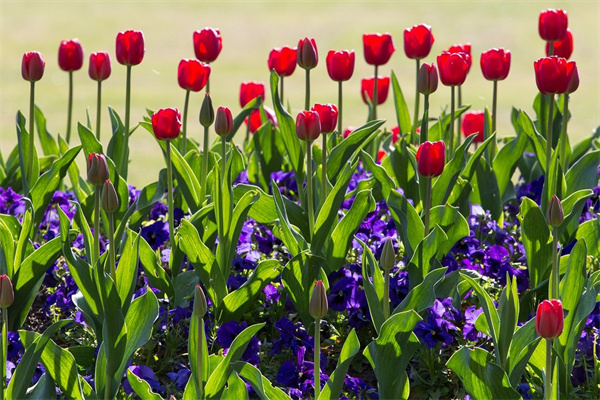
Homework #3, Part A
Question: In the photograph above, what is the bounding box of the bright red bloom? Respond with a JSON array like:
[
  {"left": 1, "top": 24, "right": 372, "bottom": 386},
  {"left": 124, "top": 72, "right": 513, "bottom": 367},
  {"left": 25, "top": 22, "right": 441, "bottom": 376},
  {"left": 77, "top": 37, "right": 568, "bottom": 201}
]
[
  {"left": 326, "top": 50, "right": 355, "bottom": 82},
  {"left": 268, "top": 46, "right": 297, "bottom": 77},
  {"left": 58, "top": 39, "right": 84, "bottom": 72},
  {"left": 535, "top": 299, "right": 564, "bottom": 339},
  {"left": 539, "top": 9, "right": 568, "bottom": 42},
  {"left": 22, "top": 51, "right": 45, "bottom": 82},
  {"left": 361, "top": 76, "right": 390, "bottom": 105},
  {"left": 377, "top": 150, "right": 387, "bottom": 163},
  {"left": 343, "top": 127, "right": 356, "bottom": 139},
  {"left": 566, "top": 62, "right": 579, "bottom": 94},
  {"left": 534, "top": 56, "right": 572, "bottom": 94},
  {"left": 246, "top": 107, "right": 277, "bottom": 133},
  {"left": 417, "top": 63, "right": 438, "bottom": 95},
  {"left": 296, "top": 110, "right": 321, "bottom": 141},
  {"left": 447, "top": 44, "right": 472, "bottom": 72},
  {"left": 214, "top": 106, "right": 233, "bottom": 137},
  {"left": 152, "top": 108, "right": 182, "bottom": 140},
  {"left": 193, "top": 28, "right": 222, "bottom": 63},
  {"left": 240, "top": 81, "right": 265, "bottom": 107},
  {"left": 546, "top": 29, "right": 573, "bottom": 59},
  {"left": 436, "top": 52, "right": 469, "bottom": 86},
  {"left": 416, "top": 140, "right": 445, "bottom": 177},
  {"left": 461, "top": 111, "right": 485, "bottom": 143},
  {"left": 480, "top": 48, "right": 511, "bottom": 81},
  {"left": 297, "top": 38, "right": 318, "bottom": 70},
  {"left": 391, "top": 126, "right": 400, "bottom": 144},
  {"left": 363, "top": 33, "right": 395, "bottom": 66},
  {"left": 311, "top": 103, "right": 338, "bottom": 134},
  {"left": 403, "top": 25, "right": 434, "bottom": 60},
  {"left": 88, "top": 52, "right": 111, "bottom": 81},
  {"left": 177, "top": 59, "right": 210, "bottom": 92},
  {"left": 116, "top": 30, "right": 145, "bottom": 66}
]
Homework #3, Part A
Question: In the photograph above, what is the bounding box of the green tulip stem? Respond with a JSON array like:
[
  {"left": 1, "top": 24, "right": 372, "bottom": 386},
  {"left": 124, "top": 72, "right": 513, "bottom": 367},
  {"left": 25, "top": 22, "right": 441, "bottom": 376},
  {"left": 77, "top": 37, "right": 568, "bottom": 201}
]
[
  {"left": 424, "top": 176, "right": 432, "bottom": 236},
  {"left": 551, "top": 227, "right": 559, "bottom": 300},
  {"left": 548, "top": 42, "right": 555, "bottom": 57},
  {"left": 119, "top": 65, "right": 132, "bottom": 178},
  {"left": 221, "top": 135, "right": 227, "bottom": 185},
  {"left": 545, "top": 338, "right": 553, "bottom": 400},
  {"left": 559, "top": 94, "right": 569, "bottom": 169},
  {"left": 421, "top": 94, "right": 430, "bottom": 143},
  {"left": 372, "top": 65, "right": 378, "bottom": 121},
  {"left": 166, "top": 140, "right": 175, "bottom": 268},
  {"left": 449, "top": 85, "right": 456, "bottom": 160},
  {"left": 95, "top": 81, "right": 103, "bottom": 141},
  {"left": 66, "top": 71, "right": 73, "bottom": 143},
  {"left": 456, "top": 86, "right": 463, "bottom": 148},
  {"left": 27, "top": 81, "right": 35, "bottom": 190},
  {"left": 182, "top": 90, "right": 191, "bottom": 155},
  {"left": 200, "top": 125, "right": 209, "bottom": 205},
  {"left": 383, "top": 270, "right": 390, "bottom": 320},
  {"left": 1, "top": 307, "right": 7, "bottom": 400},
  {"left": 104, "top": 368, "right": 112, "bottom": 400},
  {"left": 314, "top": 318, "right": 321, "bottom": 400},
  {"left": 321, "top": 133, "right": 328, "bottom": 206},
  {"left": 196, "top": 317, "right": 204, "bottom": 398},
  {"left": 543, "top": 93, "right": 555, "bottom": 213},
  {"left": 108, "top": 211, "right": 116, "bottom": 283},
  {"left": 280, "top": 76, "right": 285, "bottom": 105},
  {"left": 412, "top": 59, "right": 421, "bottom": 143},
  {"left": 307, "top": 140, "right": 314, "bottom": 240},
  {"left": 305, "top": 69, "right": 310, "bottom": 111},
  {"left": 337, "top": 81, "right": 343, "bottom": 144},
  {"left": 93, "top": 187, "right": 101, "bottom": 268},
  {"left": 491, "top": 80, "right": 498, "bottom": 160}
]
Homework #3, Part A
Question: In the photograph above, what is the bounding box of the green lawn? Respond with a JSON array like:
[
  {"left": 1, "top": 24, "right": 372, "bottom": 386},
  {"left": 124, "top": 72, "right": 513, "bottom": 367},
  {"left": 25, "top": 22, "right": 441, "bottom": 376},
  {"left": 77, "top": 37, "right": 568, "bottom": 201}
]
[{"left": 1, "top": 1, "right": 598, "bottom": 187}]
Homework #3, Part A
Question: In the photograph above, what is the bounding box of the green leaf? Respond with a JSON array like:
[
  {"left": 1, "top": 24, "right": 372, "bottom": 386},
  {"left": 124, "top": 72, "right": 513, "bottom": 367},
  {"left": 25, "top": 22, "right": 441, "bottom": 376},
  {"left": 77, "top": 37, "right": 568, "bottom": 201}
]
[
  {"left": 360, "top": 240, "right": 385, "bottom": 334},
  {"left": 188, "top": 314, "right": 209, "bottom": 398},
  {"left": 470, "top": 158, "right": 503, "bottom": 221},
  {"left": 319, "top": 329, "right": 360, "bottom": 400},
  {"left": 559, "top": 189, "right": 593, "bottom": 242},
  {"left": 34, "top": 105, "right": 60, "bottom": 156},
  {"left": 126, "top": 369, "right": 164, "bottom": 400},
  {"left": 507, "top": 319, "right": 541, "bottom": 388},
  {"left": 25, "top": 373, "right": 57, "bottom": 400},
  {"left": 575, "top": 219, "right": 600, "bottom": 258},
  {"left": 519, "top": 110, "right": 547, "bottom": 172},
  {"left": 497, "top": 275, "right": 519, "bottom": 369},
  {"left": 393, "top": 267, "right": 448, "bottom": 315},
  {"left": 431, "top": 134, "right": 476, "bottom": 206},
  {"left": 272, "top": 182, "right": 306, "bottom": 256},
  {"left": 386, "top": 139, "right": 420, "bottom": 203},
  {"left": 228, "top": 96, "right": 262, "bottom": 141},
  {"left": 405, "top": 226, "right": 447, "bottom": 288},
  {"left": 222, "top": 373, "right": 249, "bottom": 400},
  {"left": 519, "top": 197, "right": 553, "bottom": 288},
  {"left": 116, "top": 229, "right": 140, "bottom": 313},
  {"left": 360, "top": 150, "right": 395, "bottom": 200},
  {"left": 429, "top": 204, "right": 469, "bottom": 256},
  {"left": 493, "top": 133, "right": 528, "bottom": 198},
  {"left": 565, "top": 150, "right": 600, "bottom": 196},
  {"left": 281, "top": 252, "right": 324, "bottom": 327},
  {"left": 387, "top": 189, "right": 424, "bottom": 260},
  {"left": 390, "top": 70, "right": 412, "bottom": 135},
  {"left": 138, "top": 235, "right": 174, "bottom": 297},
  {"left": 166, "top": 140, "right": 202, "bottom": 213},
  {"left": 233, "top": 362, "right": 292, "bottom": 400}
]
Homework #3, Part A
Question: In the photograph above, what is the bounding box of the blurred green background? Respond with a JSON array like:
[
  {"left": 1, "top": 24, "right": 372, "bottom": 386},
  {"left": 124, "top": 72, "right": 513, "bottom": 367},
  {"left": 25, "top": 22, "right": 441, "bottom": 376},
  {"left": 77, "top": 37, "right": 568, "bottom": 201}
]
[{"left": 1, "top": 1, "right": 598, "bottom": 188}]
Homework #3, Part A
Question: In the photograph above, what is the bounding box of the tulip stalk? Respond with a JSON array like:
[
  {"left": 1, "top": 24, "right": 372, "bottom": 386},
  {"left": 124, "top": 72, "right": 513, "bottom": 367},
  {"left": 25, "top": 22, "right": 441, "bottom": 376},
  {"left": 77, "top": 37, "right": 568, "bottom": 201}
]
[
  {"left": 456, "top": 86, "right": 463, "bottom": 148},
  {"left": 314, "top": 318, "right": 321, "bottom": 400},
  {"left": 545, "top": 339, "right": 553, "bottom": 400},
  {"left": 182, "top": 90, "right": 191, "bottom": 155},
  {"left": 200, "top": 125, "right": 209, "bottom": 204},
  {"left": 559, "top": 94, "right": 569, "bottom": 169},
  {"left": 96, "top": 81, "right": 102, "bottom": 141},
  {"left": 412, "top": 59, "right": 420, "bottom": 142},
  {"left": 421, "top": 94, "right": 430, "bottom": 143},
  {"left": 306, "top": 140, "right": 314, "bottom": 239},
  {"left": 66, "top": 71, "right": 74, "bottom": 143},
  {"left": 491, "top": 80, "right": 498, "bottom": 160},
  {"left": 383, "top": 271, "right": 390, "bottom": 320},
  {"left": 119, "top": 65, "right": 132, "bottom": 177},
  {"left": 551, "top": 227, "right": 559, "bottom": 299},
  {"left": 280, "top": 77, "right": 285, "bottom": 106},
  {"left": 337, "top": 81, "right": 343, "bottom": 144},
  {"left": 449, "top": 86, "right": 456, "bottom": 160},
  {"left": 195, "top": 317, "right": 204, "bottom": 398},
  {"left": 107, "top": 210, "right": 116, "bottom": 283},
  {"left": 93, "top": 187, "right": 101, "bottom": 267},
  {"left": 543, "top": 93, "right": 555, "bottom": 213},
  {"left": 372, "top": 65, "right": 379, "bottom": 121},
  {"left": 305, "top": 69, "right": 310, "bottom": 111},
  {"left": 27, "top": 81, "right": 35, "bottom": 190},
  {"left": 321, "top": 134, "right": 328, "bottom": 203},
  {"left": 1, "top": 307, "right": 7, "bottom": 400},
  {"left": 165, "top": 140, "right": 175, "bottom": 259},
  {"left": 424, "top": 176, "right": 432, "bottom": 236}
]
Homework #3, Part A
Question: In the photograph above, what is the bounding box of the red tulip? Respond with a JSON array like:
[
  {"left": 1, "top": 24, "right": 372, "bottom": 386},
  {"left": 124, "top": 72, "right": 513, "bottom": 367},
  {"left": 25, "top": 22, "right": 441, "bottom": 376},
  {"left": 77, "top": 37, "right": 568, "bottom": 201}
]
[
  {"left": 152, "top": 108, "right": 182, "bottom": 140},
  {"left": 214, "top": 106, "right": 233, "bottom": 137},
  {"left": 391, "top": 126, "right": 400, "bottom": 144},
  {"left": 311, "top": 103, "right": 338, "bottom": 134},
  {"left": 403, "top": 25, "right": 434, "bottom": 60},
  {"left": 546, "top": 29, "right": 573, "bottom": 59},
  {"left": 193, "top": 28, "right": 222, "bottom": 63},
  {"left": 566, "top": 62, "right": 579, "bottom": 94},
  {"left": 87, "top": 153, "right": 110, "bottom": 186},
  {"left": 363, "top": 33, "right": 395, "bottom": 66},
  {"left": 480, "top": 48, "right": 511, "bottom": 81},
  {"left": 178, "top": 59, "right": 210, "bottom": 92},
  {"left": 535, "top": 299, "right": 564, "bottom": 339},
  {"left": 58, "top": 39, "right": 84, "bottom": 72},
  {"left": 417, "top": 63, "right": 438, "bottom": 95},
  {"left": 297, "top": 37, "right": 318, "bottom": 70},
  {"left": 377, "top": 150, "right": 387, "bottom": 163},
  {"left": 343, "top": 127, "right": 356, "bottom": 139},
  {"left": 534, "top": 56, "right": 572, "bottom": 94},
  {"left": 447, "top": 44, "right": 472, "bottom": 72},
  {"left": 268, "top": 46, "right": 297, "bottom": 77},
  {"left": 416, "top": 140, "right": 445, "bottom": 177},
  {"left": 539, "top": 9, "right": 568, "bottom": 42},
  {"left": 246, "top": 107, "right": 277, "bottom": 134},
  {"left": 0, "top": 275, "right": 14, "bottom": 308},
  {"left": 461, "top": 111, "right": 485, "bottom": 143},
  {"left": 296, "top": 110, "right": 321, "bottom": 141},
  {"left": 436, "top": 52, "right": 469, "bottom": 86},
  {"left": 116, "top": 30, "right": 145, "bottom": 66},
  {"left": 89, "top": 52, "right": 112, "bottom": 81},
  {"left": 361, "top": 76, "right": 390, "bottom": 105},
  {"left": 326, "top": 50, "right": 355, "bottom": 82},
  {"left": 240, "top": 81, "right": 265, "bottom": 107},
  {"left": 22, "top": 51, "right": 45, "bottom": 82}
]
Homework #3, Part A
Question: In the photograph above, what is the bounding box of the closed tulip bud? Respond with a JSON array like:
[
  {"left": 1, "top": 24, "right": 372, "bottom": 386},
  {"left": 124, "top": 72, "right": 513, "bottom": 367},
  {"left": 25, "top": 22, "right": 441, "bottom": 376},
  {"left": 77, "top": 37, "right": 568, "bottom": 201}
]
[
  {"left": 239, "top": 81, "right": 265, "bottom": 107},
  {"left": 437, "top": 52, "right": 469, "bottom": 86},
  {"left": 152, "top": 108, "right": 182, "bottom": 140},
  {"left": 88, "top": 51, "right": 112, "bottom": 81},
  {"left": 380, "top": 238, "right": 396, "bottom": 272},
  {"left": 309, "top": 280, "right": 328, "bottom": 320},
  {"left": 215, "top": 106, "right": 233, "bottom": 137},
  {"left": 296, "top": 110, "right": 321, "bottom": 141},
  {"left": 22, "top": 51, "right": 45, "bottom": 82},
  {"left": 546, "top": 29, "right": 573, "bottom": 59},
  {"left": 361, "top": 76, "right": 390, "bottom": 105},
  {"left": 297, "top": 37, "right": 318, "bottom": 70},
  {"left": 58, "top": 39, "right": 84, "bottom": 72},
  {"left": 193, "top": 28, "right": 223, "bottom": 63},
  {"left": 193, "top": 284, "right": 208, "bottom": 317},
  {"left": 534, "top": 56, "right": 571, "bottom": 95},
  {"left": 326, "top": 50, "right": 355, "bottom": 82},
  {"left": 101, "top": 180, "right": 119, "bottom": 213},
  {"left": 363, "top": 33, "right": 395, "bottom": 66},
  {"left": 268, "top": 46, "right": 297, "bottom": 77},
  {"left": 539, "top": 9, "right": 568, "bottom": 42},
  {"left": 535, "top": 299, "right": 564, "bottom": 339},
  {"left": 416, "top": 141, "right": 445, "bottom": 177},
  {"left": 403, "top": 25, "right": 434, "bottom": 60},
  {"left": 87, "top": 153, "right": 110, "bottom": 186},
  {"left": 417, "top": 63, "right": 438, "bottom": 95},
  {"left": 116, "top": 30, "right": 145, "bottom": 66},
  {"left": 177, "top": 59, "right": 210, "bottom": 92},
  {"left": 200, "top": 93, "right": 215, "bottom": 128},
  {"left": 461, "top": 111, "right": 485, "bottom": 143},
  {"left": 547, "top": 195, "right": 564, "bottom": 228},
  {"left": 480, "top": 48, "right": 511, "bottom": 81},
  {"left": 0, "top": 275, "right": 14, "bottom": 308},
  {"left": 311, "top": 103, "right": 338, "bottom": 134},
  {"left": 566, "top": 61, "right": 579, "bottom": 94}
]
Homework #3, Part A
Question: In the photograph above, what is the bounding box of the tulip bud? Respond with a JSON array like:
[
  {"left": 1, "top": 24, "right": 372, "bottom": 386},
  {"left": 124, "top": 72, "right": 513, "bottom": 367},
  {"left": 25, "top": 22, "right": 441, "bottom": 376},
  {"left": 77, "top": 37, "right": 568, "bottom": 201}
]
[
  {"left": 309, "top": 280, "right": 328, "bottom": 320},
  {"left": 0, "top": 275, "right": 14, "bottom": 308},
  {"left": 116, "top": 30, "right": 145, "bottom": 66},
  {"left": 416, "top": 141, "right": 446, "bottom": 177},
  {"left": 380, "top": 238, "right": 396, "bottom": 272},
  {"left": 547, "top": 195, "right": 564, "bottom": 228},
  {"left": 101, "top": 180, "right": 119, "bottom": 213},
  {"left": 403, "top": 25, "right": 434, "bottom": 60},
  {"left": 152, "top": 108, "right": 182, "bottom": 141},
  {"left": 417, "top": 63, "right": 438, "bottom": 95},
  {"left": 539, "top": 9, "right": 568, "bottom": 42},
  {"left": 87, "top": 153, "right": 110, "bottom": 186},
  {"left": 566, "top": 61, "right": 579, "bottom": 94},
  {"left": 437, "top": 51, "right": 469, "bottom": 86},
  {"left": 296, "top": 110, "right": 321, "bottom": 141},
  {"left": 58, "top": 39, "right": 84, "bottom": 72},
  {"left": 193, "top": 284, "right": 208, "bottom": 317},
  {"left": 89, "top": 51, "right": 112, "bottom": 81},
  {"left": 22, "top": 51, "right": 45, "bottom": 82},
  {"left": 534, "top": 56, "right": 571, "bottom": 95},
  {"left": 326, "top": 50, "right": 355, "bottom": 82},
  {"left": 461, "top": 111, "right": 485, "bottom": 143},
  {"left": 214, "top": 106, "right": 234, "bottom": 137},
  {"left": 239, "top": 81, "right": 265, "bottom": 108},
  {"left": 535, "top": 299, "right": 564, "bottom": 339},
  {"left": 178, "top": 59, "right": 210, "bottom": 92},
  {"left": 200, "top": 93, "right": 215, "bottom": 128},
  {"left": 546, "top": 29, "right": 573, "bottom": 59},
  {"left": 361, "top": 76, "right": 390, "bottom": 105},
  {"left": 480, "top": 48, "right": 511, "bottom": 81},
  {"left": 364, "top": 33, "right": 395, "bottom": 66},
  {"left": 297, "top": 38, "right": 318, "bottom": 70}
]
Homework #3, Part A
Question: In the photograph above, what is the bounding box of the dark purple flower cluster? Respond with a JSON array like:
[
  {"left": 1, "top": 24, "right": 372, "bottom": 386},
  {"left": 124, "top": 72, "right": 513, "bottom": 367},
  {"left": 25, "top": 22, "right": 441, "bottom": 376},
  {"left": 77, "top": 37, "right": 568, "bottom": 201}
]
[
  {"left": 414, "top": 298, "right": 463, "bottom": 348},
  {"left": 276, "top": 346, "right": 328, "bottom": 400},
  {"left": 571, "top": 301, "right": 600, "bottom": 387},
  {"left": 216, "top": 320, "right": 261, "bottom": 365},
  {"left": 39, "top": 190, "right": 77, "bottom": 241},
  {"left": 0, "top": 187, "right": 25, "bottom": 217}
]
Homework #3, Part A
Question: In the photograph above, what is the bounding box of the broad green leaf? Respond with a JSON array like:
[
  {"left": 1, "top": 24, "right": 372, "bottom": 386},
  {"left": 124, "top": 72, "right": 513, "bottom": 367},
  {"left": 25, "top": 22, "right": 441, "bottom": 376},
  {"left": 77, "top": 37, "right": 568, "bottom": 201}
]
[
  {"left": 393, "top": 267, "right": 448, "bottom": 315},
  {"left": 461, "top": 132, "right": 495, "bottom": 180},
  {"left": 319, "top": 329, "right": 360, "bottom": 400},
  {"left": 387, "top": 189, "right": 424, "bottom": 260},
  {"left": 507, "top": 319, "right": 541, "bottom": 387},
  {"left": 470, "top": 158, "right": 503, "bottom": 221},
  {"left": 431, "top": 134, "right": 476, "bottom": 206},
  {"left": 429, "top": 204, "right": 469, "bottom": 256},
  {"left": 116, "top": 229, "right": 140, "bottom": 313},
  {"left": 281, "top": 252, "right": 325, "bottom": 327},
  {"left": 493, "top": 133, "right": 528, "bottom": 198},
  {"left": 385, "top": 139, "right": 420, "bottom": 203},
  {"left": 565, "top": 150, "right": 600, "bottom": 196},
  {"left": 390, "top": 70, "right": 412, "bottom": 135},
  {"left": 34, "top": 105, "right": 60, "bottom": 156},
  {"left": 557, "top": 189, "right": 593, "bottom": 242},
  {"left": 519, "top": 110, "right": 547, "bottom": 173},
  {"left": 188, "top": 314, "right": 209, "bottom": 398},
  {"left": 25, "top": 373, "right": 57, "bottom": 400},
  {"left": 228, "top": 96, "right": 262, "bottom": 141},
  {"left": 222, "top": 373, "right": 249, "bottom": 400},
  {"left": 519, "top": 197, "right": 553, "bottom": 289},
  {"left": 138, "top": 235, "right": 174, "bottom": 297},
  {"left": 406, "top": 226, "right": 447, "bottom": 288},
  {"left": 575, "top": 219, "right": 600, "bottom": 258},
  {"left": 497, "top": 275, "right": 519, "bottom": 369},
  {"left": 360, "top": 240, "right": 385, "bottom": 334},
  {"left": 272, "top": 182, "right": 306, "bottom": 256},
  {"left": 360, "top": 150, "right": 395, "bottom": 200}
]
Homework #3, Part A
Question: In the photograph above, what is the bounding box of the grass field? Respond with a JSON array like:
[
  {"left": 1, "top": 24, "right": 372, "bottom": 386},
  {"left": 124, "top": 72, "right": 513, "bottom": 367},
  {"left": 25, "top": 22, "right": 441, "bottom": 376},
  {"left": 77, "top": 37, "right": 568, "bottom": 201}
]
[{"left": 1, "top": 1, "right": 598, "bottom": 187}]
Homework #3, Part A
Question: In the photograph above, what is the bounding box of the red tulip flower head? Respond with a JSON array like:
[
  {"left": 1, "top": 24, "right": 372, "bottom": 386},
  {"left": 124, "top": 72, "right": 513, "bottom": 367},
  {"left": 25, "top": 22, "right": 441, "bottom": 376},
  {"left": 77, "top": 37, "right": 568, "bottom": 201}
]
[
  {"left": 177, "top": 59, "right": 210, "bottom": 92},
  {"left": 417, "top": 63, "right": 438, "bottom": 95},
  {"left": 361, "top": 76, "right": 390, "bottom": 105},
  {"left": 311, "top": 103, "right": 338, "bottom": 134},
  {"left": 89, "top": 52, "right": 112, "bottom": 81},
  {"left": 296, "top": 110, "right": 321, "bottom": 141},
  {"left": 343, "top": 127, "right": 356, "bottom": 139},
  {"left": 193, "top": 28, "right": 223, "bottom": 63},
  {"left": 268, "top": 46, "right": 297, "bottom": 77},
  {"left": 391, "top": 126, "right": 400, "bottom": 144},
  {"left": 22, "top": 51, "right": 45, "bottom": 82},
  {"left": 363, "top": 33, "right": 395, "bottom": 66},
  {"left": 87, "top": 153, "right": 110, "bottom": 186},
  {"left": 246, "top": 107, "right": 277, "bottom": 134},
  {"left": 462, "top": 111, "right": 485, "bottom": 143},
  {"left": 546, "top": 29, "right": 573, "bottom": 59},
  {"left": 214, "top": 106, "right": 234, "bottom": 137},
  {"left": 535, "top": 299, "right": 564, "bottom": 339},
  {"left": 297, "top": 38, "right": 318, "bottom": 70},
  {"left": 480, "top": 48, "right": 511, "bottom": 81},
  {"left": 437, "top": 52, "right": 469, "bottom": 86},
  {"left": 326, "top": 50, "right": 355, "bottom": 82},
  {"left": 416, "top": 140, "right": 445, "bottom": 177},
  {"left": 534, "top": 56, "right": 573, "bottom": 94},
  {"left": 566, "top": 62, "right": 579, "bottom": 94},
  {"left": 403, "top": 25, "right": 434, "bottom": 60},
  {"left": 58, "top": 39, "right": 84, "bottom": 72},
  {"left": 240, "top": 81, "right": 266, "bottom": 107},
  {"left": 152, "top": 108, "right": 182, "bottom": 140},
  {"left": 116, "top": 30, "right": 145, "bottom": 66},
  {"left": 447, "top": 44, "right": 472, "bottom": 73},
  {"left": 539, "top": 9, "right": 568, "bottom": 42}
]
